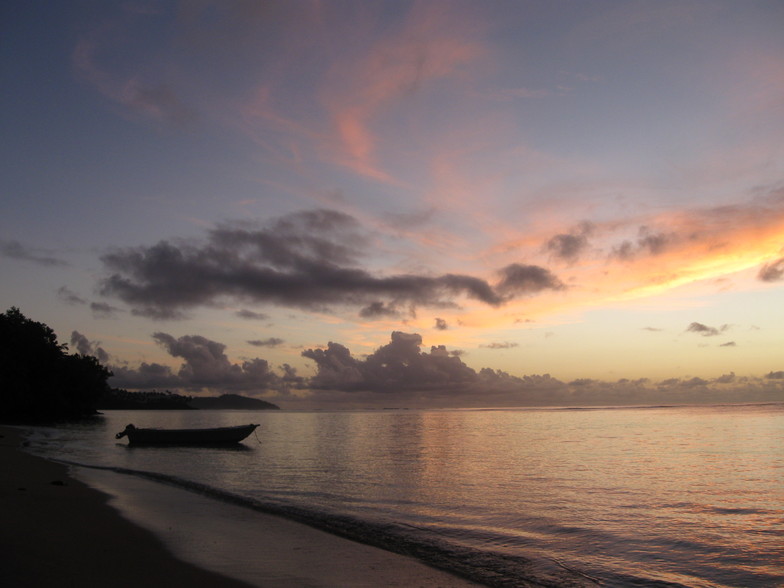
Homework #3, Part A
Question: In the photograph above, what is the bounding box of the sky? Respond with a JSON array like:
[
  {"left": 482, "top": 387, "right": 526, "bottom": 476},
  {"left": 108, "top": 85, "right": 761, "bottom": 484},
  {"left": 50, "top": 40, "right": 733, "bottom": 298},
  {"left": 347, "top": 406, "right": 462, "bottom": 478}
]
[{"left": 2, "top": 0, "right": 783, "bottom": 408}]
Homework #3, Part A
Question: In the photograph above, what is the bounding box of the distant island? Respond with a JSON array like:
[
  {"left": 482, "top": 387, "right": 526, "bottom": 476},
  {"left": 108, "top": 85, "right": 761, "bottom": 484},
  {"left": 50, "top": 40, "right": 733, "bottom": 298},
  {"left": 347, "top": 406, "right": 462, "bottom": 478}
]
[
  {"left": 97, "top": 389, "right": 279, "bottom": 411},
  {"left": 188, "top": 393, "right": 279, "bottom": 410},
  {"left": 0, "top": 307, "right": 279, "bottom": 423}
]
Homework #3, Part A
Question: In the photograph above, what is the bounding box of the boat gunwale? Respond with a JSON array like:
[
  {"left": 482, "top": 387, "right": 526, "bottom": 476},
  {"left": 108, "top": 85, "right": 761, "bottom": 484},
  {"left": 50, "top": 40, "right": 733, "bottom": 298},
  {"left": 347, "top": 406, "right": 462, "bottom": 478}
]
[{"left": 116, "top": 423, "right": 259, "bottom": 446}]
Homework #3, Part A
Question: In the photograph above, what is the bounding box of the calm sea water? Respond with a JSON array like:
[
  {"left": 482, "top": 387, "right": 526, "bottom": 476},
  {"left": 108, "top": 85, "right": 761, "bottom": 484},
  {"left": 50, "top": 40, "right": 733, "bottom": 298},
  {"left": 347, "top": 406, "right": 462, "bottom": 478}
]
[{"left": 25, "top": 404, "right": 784, "bottom": 587}]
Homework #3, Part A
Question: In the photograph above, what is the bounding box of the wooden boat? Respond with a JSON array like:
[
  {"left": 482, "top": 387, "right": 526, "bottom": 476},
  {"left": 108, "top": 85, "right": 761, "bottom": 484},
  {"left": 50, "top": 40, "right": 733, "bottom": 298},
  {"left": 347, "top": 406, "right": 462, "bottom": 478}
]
[{"left": 116, "top": 423, "right": 259, "bottom": 446}]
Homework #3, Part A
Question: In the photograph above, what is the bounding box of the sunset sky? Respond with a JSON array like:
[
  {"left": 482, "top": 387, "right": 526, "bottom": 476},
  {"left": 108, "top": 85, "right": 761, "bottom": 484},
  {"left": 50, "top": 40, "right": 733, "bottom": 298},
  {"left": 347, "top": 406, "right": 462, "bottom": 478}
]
[{"left": 2, "top": 1, "right": 783, "bottom": 408}]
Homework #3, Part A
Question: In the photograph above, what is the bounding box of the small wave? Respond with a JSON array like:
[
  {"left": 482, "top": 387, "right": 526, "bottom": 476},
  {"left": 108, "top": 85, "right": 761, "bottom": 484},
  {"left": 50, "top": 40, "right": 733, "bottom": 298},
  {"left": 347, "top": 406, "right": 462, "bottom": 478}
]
[
  {"left": 58, "top": 458, "right": 600, "bottom": 587},
  {"left": 705, "top": 506, "right": 773, "bottom": 516},
  {"left": 658, "top": 501, "right": 776, "bottom": 517}
]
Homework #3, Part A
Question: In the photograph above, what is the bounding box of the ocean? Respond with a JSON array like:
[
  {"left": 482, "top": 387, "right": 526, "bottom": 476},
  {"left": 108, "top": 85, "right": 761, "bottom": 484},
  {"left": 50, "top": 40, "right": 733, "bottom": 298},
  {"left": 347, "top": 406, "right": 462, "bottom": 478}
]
[{"left": 24, "top": 404, "right": 784, "bottom": 587}]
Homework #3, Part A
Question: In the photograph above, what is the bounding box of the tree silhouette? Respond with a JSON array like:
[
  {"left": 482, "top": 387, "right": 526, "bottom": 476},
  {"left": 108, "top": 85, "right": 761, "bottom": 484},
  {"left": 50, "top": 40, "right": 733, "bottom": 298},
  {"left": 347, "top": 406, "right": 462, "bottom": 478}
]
[{"left": 0, "top": 307, "right": 112, "bottom": 421}]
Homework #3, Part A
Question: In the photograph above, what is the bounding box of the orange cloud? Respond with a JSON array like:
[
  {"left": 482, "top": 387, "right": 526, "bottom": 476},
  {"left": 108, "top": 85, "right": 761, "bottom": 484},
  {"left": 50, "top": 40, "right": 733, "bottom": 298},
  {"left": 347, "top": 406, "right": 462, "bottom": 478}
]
[
  {"left": 601, "top": 201, "right": 784, "bottom": 299},
  {"left": 400, "top": 187, "right": 784, "bottom": 333},
  {"left": 566, "top": 190, "right": 784, "bottom": 306}
]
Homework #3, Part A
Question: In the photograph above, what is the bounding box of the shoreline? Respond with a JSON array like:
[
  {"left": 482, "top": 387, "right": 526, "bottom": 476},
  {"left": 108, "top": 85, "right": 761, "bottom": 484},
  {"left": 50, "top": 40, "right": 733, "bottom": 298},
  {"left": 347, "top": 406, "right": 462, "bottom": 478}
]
[
  {"left": 1, "top": 425, "right": 480, "bottom": 587},
  {"left": 0, "top": 425, "right": 251, "bottom": 588}
]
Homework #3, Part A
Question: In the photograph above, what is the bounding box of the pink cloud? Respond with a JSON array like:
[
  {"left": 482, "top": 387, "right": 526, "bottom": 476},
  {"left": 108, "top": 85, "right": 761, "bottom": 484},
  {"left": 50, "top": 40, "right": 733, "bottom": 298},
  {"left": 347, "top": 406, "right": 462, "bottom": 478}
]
[
  {"left": 317, "top": 4, "right": 485, "bottom": 182},
  {"left": 234, "top": 3, "right": 487, "bottom": 185}
]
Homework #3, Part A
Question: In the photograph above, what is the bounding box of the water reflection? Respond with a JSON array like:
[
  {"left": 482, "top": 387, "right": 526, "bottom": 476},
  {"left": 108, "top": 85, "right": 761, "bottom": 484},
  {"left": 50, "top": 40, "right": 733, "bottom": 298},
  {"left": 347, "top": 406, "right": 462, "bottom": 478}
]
[{"left": 27, "top": 405, "right": 784, "bottom": 587}]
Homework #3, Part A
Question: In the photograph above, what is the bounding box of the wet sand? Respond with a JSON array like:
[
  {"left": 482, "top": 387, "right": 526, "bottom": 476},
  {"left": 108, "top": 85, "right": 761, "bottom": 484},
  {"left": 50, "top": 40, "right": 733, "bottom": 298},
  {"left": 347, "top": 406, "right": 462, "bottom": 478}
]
[
  {"left": 0, "top": 426, "right": 251, "bottom": 587},
  {"left": 0, "top": 426, "right": 480, "bottom": 587}
]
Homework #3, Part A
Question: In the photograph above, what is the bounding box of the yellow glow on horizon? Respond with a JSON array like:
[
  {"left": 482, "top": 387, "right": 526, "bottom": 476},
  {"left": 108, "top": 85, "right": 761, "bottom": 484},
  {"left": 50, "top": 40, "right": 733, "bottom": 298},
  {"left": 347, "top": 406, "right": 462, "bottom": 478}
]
[{"left": 397, "top": 221, "right": 784, "bottom": 341}]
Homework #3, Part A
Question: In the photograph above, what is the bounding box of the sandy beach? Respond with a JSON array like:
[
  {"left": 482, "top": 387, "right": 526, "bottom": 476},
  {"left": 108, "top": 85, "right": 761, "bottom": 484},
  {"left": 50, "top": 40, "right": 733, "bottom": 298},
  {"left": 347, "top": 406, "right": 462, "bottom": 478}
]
[{"left": 0, "top": 426, "right": 479, "bottom": 587}]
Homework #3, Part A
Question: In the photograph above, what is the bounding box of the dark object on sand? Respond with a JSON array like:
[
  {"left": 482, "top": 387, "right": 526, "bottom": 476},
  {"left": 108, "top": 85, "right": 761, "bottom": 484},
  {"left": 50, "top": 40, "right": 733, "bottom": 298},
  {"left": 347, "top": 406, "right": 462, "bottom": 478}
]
[{"left": 116, "top": 423, "right": 259, "bottom": 446}]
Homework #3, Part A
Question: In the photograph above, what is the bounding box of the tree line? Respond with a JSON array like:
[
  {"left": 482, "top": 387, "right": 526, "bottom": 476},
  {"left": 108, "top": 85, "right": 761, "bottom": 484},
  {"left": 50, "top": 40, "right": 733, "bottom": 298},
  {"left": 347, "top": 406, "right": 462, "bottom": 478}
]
[
  {"left": 0, "top": 307, "right": 280, "bottom": 422},
  {"left": 0, "top": 307, "right": 112, "bottom": 422}
]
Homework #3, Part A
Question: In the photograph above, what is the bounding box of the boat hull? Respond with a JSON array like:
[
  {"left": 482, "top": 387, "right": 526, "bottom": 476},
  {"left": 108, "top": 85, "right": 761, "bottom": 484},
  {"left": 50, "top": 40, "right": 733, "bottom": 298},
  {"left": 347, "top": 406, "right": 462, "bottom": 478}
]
[{"left": 116, "top": 424, "right": 259, "bottom": 446}]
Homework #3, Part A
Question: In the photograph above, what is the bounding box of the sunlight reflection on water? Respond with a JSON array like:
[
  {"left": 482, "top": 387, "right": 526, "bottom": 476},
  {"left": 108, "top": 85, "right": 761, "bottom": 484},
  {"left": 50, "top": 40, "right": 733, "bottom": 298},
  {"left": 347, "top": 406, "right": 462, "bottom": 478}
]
[{"left": 28, "top": 404, "right": 784, "bottom": 587}]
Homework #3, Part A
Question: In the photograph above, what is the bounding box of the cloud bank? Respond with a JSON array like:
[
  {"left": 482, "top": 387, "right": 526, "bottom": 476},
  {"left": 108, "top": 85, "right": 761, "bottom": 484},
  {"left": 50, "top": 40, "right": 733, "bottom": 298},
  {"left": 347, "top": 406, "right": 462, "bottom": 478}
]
[
  {"left": 99, "top": 209, "right": 564, "bottom": 320},
  {"left": 109, "top": 332, "right": 300, "bottom": 394},
  {"left": 99, "top": 330, "right": 783, "bottom": 408},
  {"left": 299, "top": 332, "right": 782, "bottom": 407}
]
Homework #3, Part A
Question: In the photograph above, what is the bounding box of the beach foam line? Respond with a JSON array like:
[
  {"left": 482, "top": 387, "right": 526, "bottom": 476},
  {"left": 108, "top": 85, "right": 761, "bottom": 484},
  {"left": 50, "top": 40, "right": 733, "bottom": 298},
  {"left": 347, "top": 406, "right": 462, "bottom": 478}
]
[
  {"left": 56, "top": 457, "right": 595, "bottom": 587},
  {"left": 8, "top": 426, "right": 482, "bottom": 587},
  {"left": 71, "top": 463, "right": 484, "bottom": 587}
]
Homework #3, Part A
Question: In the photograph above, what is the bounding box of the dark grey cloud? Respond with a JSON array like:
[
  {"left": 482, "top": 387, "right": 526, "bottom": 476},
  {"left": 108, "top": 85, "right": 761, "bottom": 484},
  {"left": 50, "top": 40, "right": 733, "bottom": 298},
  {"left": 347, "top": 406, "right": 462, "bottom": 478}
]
[
  {"left": 359, "top": 301, "right": 401, "bottom": 318},
  {"left": 547, "top": 233, "right": 587, "bottom": 261},
  {"left": 152, "top": 332, "right": 278, "bottom": 390},
  {"left": 715, "top": 372, "right": 736, "bottom": 384},
  {"left": 110, "top": 362, "right": 181, "bottom": 390},
  {"left": 57, "top": 287, "right": 123, "bottom": 318},
  {"left": 434, "top": 317, "right": 448, "bottom": 330},
  {"left": 545, "top": 222, "right": 593, "bottom": 263},
  {"left": 568, "top": 378, "right": 596, "bottom": 387},
  {"left": 130, "top": 304, "right": 189, "bottom": 321},
  {"left": 642, "top": 327, "right": 662, "bottom": 332},
  {"left": 662, "top": 376, "right": 709, "bottom": 389},
  {"left": 236, "top": 309, "right": 270, "bottom": 320},
  {"left": 300, "top": 332, "right": 593, "bottom": 405},
  {"left": 719, "top": 341, "right": 736, "bottom": 347},
  {"left": 685, "top": 322, "right": 729, "bottom": 337},
  {"left": 766, "top": 371, "right": 784, "bottom": 380},
  {"left": 611, "top": 227, "right": 676, "bottom": 261},
  {"left": 57, "top": 286, "right": 87, "bottom": 306},
  {"left": 637, "top": 230, "right": 672, "bottom": 255},
  {"left": 302, "top": 331, "right": 479, "bottom": 394},
  {"left": 247, "top": 337, "right": 284, "bottom": 347},
  {"left": 432, "top": 274, "right": 503, "bottom": 305},
  {"left": 99, "top": 209, "right": 563, "bottom": 320},
  {"left": 90, "top": 301, "right": 123, "bottom": 319},
  {"left": 110, "top": 332, "right": 296, "bottom": 394},
  {"left": 1, "top": 240, "right": 67, "bottom": 267},
  {"left": 70, "top": 330, "right": 110, "bottom": 364},
  {"left": 758, "top": 257, "right": 784, "bottom": 282},
  {"left": 496, "top": 263, "right": 565, "bottom": 295}
]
